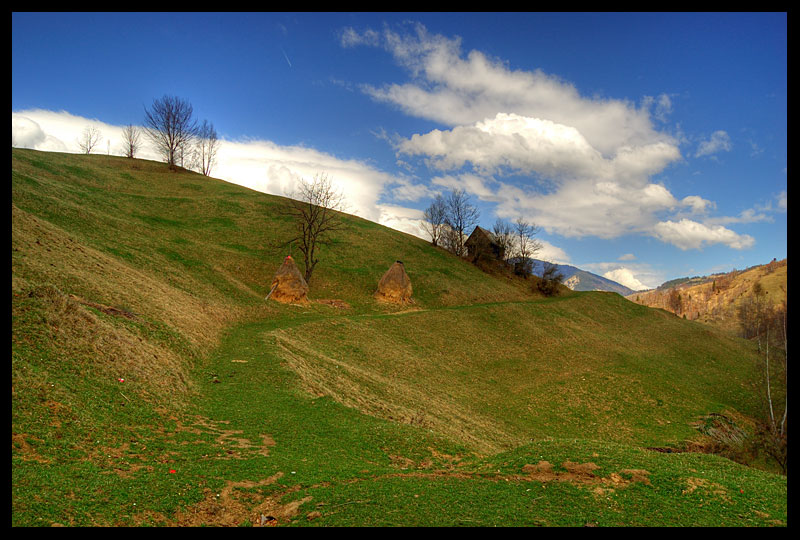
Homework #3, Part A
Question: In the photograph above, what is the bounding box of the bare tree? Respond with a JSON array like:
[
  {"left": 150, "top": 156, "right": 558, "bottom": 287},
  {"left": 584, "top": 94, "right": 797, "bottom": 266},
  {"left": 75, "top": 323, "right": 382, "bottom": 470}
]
[
  {"left": 756, "top": 301, "right": 788, "bottom": 473},
  {"left": 512, "top": 217, "right": 542, "bottom": 276},
  {"left": 77, "top": 125, "right": 103, "bottom": 155},
  {"left": 737, "top": 287, "right": 788, "bottom": 473},
  {"left": 178, "top": 139, "right": 189, "bottom": 168},
  {"left": 195, "top": 120, "right": 219, "bottom": 176},
  {"left": 443, "top": 188, "right": 479, "bottom": 257},
  {"left": 280, "top": 173, "right": 348, "bottom": 283},
  {"left": 491, "top": 218, "right": 514, "bottom": 262},
  {"left": 421, "top": 194, "right": 447, "bottom": 247},
  {"left": 143, "top": 95, "right": 198, "bottom": 170},
  {"left": 121, "top": 124, "right": 142, "bottom": 158}
]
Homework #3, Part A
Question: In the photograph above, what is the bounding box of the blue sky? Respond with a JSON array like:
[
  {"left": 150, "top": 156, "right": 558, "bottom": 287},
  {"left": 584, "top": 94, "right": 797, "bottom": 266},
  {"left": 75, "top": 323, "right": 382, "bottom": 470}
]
[{"left": 12, "top": 12, "right": 787, "bottom": 290}]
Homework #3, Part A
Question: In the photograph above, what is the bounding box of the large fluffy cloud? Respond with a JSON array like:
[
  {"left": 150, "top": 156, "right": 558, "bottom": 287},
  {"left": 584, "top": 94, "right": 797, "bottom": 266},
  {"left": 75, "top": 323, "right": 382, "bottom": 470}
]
[
  {"left": 602, "top": 267, "right": 652, "bottom": 291},
  {"left": 342, "top": 22, "right": 674, "bottom": 157},
  {"left": 341, "top": 23, "right": 757, "bottom": 252},
  {"left": 11, "top": 115, "right": 47, "bottom": 148},
  {"left": 211, "top": 137, "right": 398, "bottom": 225},
  {"left": 12, "top": 111, "right": 76, "bottom": 152},
  {"left": 399, "top": 112, "right": 681, "bottom": 189}
]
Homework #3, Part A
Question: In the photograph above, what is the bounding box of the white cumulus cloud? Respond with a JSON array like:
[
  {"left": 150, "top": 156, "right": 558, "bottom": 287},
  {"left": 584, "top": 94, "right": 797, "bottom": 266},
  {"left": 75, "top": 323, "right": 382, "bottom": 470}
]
[
  {"left": 652, "top": 219, "right": 754, "bottom": 251},
  {"left": 342, "top": 23, "right": 733, "bottom": 248},
  {"left": 603, "top": 267, "right": 651, "bottom": 291},
  {"left": 344, "top": 22, "right": 675, "bottom": 157},
  {"left": 340, "top": 23, "right": 767, "bottom": 255}
]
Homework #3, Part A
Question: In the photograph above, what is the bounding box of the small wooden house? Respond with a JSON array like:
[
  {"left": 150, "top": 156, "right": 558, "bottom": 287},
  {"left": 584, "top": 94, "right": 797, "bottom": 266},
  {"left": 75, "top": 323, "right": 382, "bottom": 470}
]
[{"left": 464, "top": 226, "right": 505, "bottom": 262}]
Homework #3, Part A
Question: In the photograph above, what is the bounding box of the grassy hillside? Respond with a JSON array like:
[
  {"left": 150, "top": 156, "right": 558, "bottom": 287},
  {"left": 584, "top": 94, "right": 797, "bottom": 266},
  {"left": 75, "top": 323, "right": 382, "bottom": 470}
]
[{"left": 12, "top": 149, "right": 786, "bottom": 526}]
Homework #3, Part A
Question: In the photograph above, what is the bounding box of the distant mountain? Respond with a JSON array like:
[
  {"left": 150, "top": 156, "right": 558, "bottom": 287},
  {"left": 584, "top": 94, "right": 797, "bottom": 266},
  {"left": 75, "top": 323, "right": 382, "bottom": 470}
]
[{"left": 528, "top": 259, "right": 637, "bottom": 296}]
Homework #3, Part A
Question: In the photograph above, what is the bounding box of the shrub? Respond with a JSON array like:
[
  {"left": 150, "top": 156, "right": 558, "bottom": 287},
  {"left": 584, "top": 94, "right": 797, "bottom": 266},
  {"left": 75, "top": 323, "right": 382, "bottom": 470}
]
[{"left": 536, "top": 262, "right": 564, "bottom": 296}]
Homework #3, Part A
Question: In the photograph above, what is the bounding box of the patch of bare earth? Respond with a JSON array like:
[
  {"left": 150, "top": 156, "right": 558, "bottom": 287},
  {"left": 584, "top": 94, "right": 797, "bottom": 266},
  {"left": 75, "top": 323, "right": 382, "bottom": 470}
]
[
  {"left": 92, "top": 414, "right": 277, "bottom": 485},
  {"left": 169, "top": 473, "right": 313, "bottom": 526},
  {"left": 682, "top": 477, "right": 731, "bottom": 504},
  {"left": 170, "top": 415, "right": 277, "bottom": 460},
  {"left": 518, "top": 460, "right": 651, "bottom": 496},
  {"left": 132, "top": 454, "right": 653, "bottom": 526},
  {"left": 11, "top": 433, "right": 50, "bottom": 464}
]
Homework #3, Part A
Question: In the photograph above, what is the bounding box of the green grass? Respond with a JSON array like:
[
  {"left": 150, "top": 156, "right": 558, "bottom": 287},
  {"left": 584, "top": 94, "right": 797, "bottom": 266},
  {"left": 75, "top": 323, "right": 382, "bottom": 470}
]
[
  {"left": 11, "top": 149, "right": 786, "bottom": 526},
  {"left": 262, "top": 293, "right": 761, "bottom": 453}
]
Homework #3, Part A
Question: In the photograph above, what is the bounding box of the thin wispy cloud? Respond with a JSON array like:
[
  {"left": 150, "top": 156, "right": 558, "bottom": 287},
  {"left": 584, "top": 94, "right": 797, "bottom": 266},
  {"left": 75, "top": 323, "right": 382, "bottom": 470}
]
[
  {"left": 695, "top": 130, "right": 732, "bottom": 158},
  {"left": 281, "top": 47, "right": 292, "bottom": 68}
]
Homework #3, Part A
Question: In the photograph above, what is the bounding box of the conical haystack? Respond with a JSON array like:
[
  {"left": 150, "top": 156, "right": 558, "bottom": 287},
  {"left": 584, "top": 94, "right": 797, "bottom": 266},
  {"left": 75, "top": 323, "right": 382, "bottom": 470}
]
[
  {"left": 375, "top": 260, "right": 413, "bottom": 304},
  {"left": 266, "top": 255, "right": 309, "bottom": 304}
]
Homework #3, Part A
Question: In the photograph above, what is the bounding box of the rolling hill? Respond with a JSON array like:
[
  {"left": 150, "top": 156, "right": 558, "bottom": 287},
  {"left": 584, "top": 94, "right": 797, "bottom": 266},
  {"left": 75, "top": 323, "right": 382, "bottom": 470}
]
[
  {"left": 625, "top": 260, "right": 787, "bottom": 334},
  {"left": 11, "top": 148, "right": 786, "bottom": 527}
]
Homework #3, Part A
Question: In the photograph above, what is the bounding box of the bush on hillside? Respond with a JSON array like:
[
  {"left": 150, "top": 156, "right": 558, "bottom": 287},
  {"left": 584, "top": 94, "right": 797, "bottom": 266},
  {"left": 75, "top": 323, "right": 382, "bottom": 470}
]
[{"left": 536, "top": 262, "right": 564, "bottom": 297}]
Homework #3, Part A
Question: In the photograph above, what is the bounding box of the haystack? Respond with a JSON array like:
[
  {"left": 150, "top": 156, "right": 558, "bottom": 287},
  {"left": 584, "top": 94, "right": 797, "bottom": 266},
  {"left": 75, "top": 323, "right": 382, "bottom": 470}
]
[
  {"left": 375, "top": 260, "right": 413, "bottom": 304},
  {"left": 266, "top": 255, "right": 309, "bottom": 304}
]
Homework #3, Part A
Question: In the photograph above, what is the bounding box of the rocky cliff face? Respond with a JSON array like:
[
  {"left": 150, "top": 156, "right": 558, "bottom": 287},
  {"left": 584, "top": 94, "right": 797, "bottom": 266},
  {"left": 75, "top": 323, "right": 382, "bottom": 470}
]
[{"left": 563, "top": 274, "right": 581, "bottom": 290}]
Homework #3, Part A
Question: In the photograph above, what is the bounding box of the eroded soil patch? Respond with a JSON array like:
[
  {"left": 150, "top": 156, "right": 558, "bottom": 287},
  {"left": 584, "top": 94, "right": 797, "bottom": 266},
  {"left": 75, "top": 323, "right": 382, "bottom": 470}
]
[
  {"left": 170, "top": 472, "right": 304, "bottom": 526},
  {"left": 518, "top": 460, "right": 651, "bottom": 496},
  {"left": 173, "top": 415, "right": 276, "bottom": 460}
]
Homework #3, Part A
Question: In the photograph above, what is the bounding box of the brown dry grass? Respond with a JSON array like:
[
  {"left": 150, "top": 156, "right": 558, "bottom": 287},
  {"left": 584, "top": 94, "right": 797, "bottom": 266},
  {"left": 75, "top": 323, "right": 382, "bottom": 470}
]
[
  {"left": 13, "top": 204, "right": 238, "bottom": 353},
  {"left": 17, "top": 282, "right": 192, "bottom": 400},
  {"left": 627, "top": 260, "right": 787, "bottom": 332}
]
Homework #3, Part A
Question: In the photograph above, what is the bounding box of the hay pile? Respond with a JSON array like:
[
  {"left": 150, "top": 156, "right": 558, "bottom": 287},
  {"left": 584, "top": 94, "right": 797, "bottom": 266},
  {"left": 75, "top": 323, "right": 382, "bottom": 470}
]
[
  {"left": 375, "top": 260, "right": 413, "bottom": 304},
  {"left": 266, "top": 255, "right": 309, "bottom": 304}
]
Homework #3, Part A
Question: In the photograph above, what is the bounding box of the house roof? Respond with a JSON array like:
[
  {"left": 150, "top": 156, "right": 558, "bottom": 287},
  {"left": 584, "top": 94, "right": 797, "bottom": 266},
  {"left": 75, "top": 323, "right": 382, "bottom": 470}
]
[{"left": 467, "top": 226, "right": 497, "bottom": 243}]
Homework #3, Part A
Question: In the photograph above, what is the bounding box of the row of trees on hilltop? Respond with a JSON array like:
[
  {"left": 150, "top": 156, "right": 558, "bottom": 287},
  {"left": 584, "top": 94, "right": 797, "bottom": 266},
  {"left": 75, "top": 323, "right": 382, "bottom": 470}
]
[{"left": 75, "top": 94, "right": 220, "bottom": 177}]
